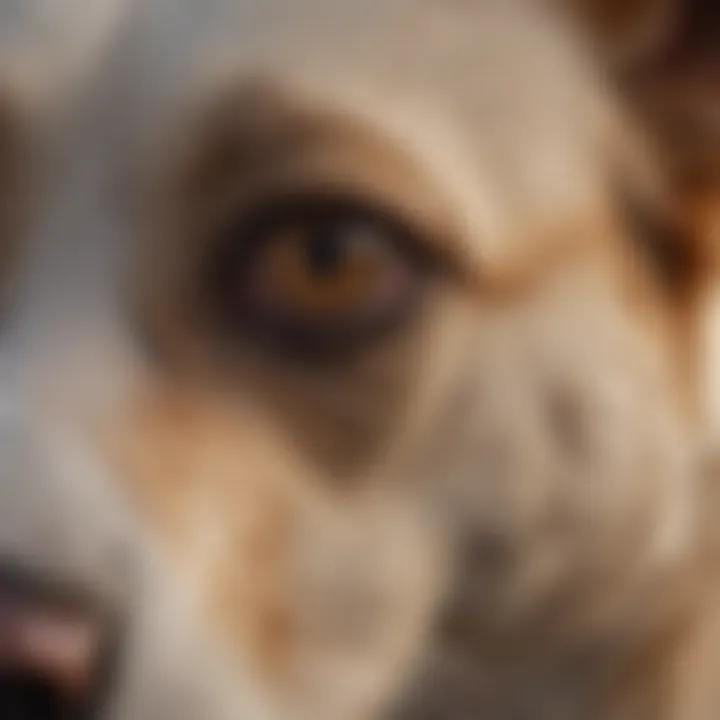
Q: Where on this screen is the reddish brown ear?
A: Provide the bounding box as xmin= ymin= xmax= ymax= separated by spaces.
xmin=563 ymin=0 xmax=680 ymax=66
xmin=564 ymin=0 xmax=720 ymax=189
xmin=624 ymin=0 xmax=720 ymax=191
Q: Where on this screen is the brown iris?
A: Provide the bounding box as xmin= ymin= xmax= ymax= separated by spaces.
xmin=208 ymin=196 xmax=428 ymax=357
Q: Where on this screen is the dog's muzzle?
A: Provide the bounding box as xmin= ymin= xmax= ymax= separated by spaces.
xmin=0 ymin=563 xmax=120 ymax=720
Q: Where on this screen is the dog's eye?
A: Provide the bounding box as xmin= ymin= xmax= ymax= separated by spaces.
xmin=208 ymin=196 xmax=429 ymax=357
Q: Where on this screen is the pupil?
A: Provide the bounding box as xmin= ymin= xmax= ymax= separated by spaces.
xmin=304 ymin=225 xmax=345 ymax=276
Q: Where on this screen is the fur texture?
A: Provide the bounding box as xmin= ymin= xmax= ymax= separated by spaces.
xmin=0 ymin=1 xmax=718 ymax=718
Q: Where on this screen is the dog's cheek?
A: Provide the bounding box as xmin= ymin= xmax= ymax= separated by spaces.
xmin=106 ymin=386 xmax=447 ymax=720
xmin=403 ymin=266 xmax=695 ymax=636
xmin=105 ymin=387 xmax=295 ymax=674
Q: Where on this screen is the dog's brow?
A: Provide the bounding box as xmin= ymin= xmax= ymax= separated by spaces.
xmin=168 ymin=82 xmax=476 ymax=275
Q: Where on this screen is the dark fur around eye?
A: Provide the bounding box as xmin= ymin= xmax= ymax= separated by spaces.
xmin=200 ymin=193 xmax=438 ymax=362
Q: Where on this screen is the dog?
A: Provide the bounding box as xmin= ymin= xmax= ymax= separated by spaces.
xmin=0 ymin=0 xmax=718 ymax=718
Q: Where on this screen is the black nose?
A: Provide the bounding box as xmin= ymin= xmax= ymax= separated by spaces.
xmin=0 ymin=564 xmax=117 ymax=720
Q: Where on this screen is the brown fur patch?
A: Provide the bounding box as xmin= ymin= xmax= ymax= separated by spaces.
xmin=109 ymin=385 xmax=297 ymax=680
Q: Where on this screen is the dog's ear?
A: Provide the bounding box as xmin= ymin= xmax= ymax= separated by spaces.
xmin=565 ymin=0 xmax=720 ymax=188
xmin=572 ymin=0 xmax=720 ymax=438
xmin=562 ymin=0 xmax=680 ymax=66
xmin=566 ymin=0 xmax=720 ymax=284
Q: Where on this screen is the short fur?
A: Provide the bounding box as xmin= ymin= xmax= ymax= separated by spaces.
xmin=0 ymin=1 xmax=718 ymax=718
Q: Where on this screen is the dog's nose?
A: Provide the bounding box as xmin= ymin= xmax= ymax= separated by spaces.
xmin=0 ymin=564 xmax=115 ymax=719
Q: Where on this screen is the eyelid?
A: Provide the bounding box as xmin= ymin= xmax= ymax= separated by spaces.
xmin=226 ymin=191 xmax=436 ymax=259
xmin=169 ymin=91 xmax=471 ymax=277
xmin=206 ymin=186 xmax=459 ymax=293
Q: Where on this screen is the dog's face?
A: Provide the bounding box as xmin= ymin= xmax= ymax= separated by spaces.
xmin=0 ymin=1 xmax=710 ymax=718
